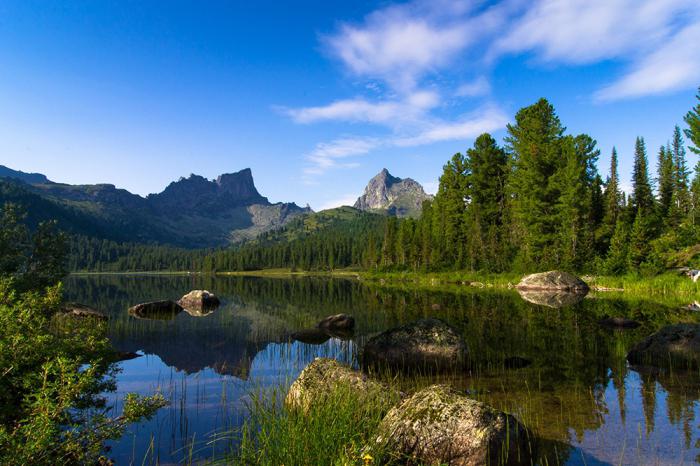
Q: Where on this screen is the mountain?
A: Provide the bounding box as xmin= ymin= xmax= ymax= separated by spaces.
xmin=354 ymin=168 xmax=432 ymax=217
xmin=0 ymin=167 xmax=310 ymax=248
xmin=0 ymin=164 xmax=52 ymax=184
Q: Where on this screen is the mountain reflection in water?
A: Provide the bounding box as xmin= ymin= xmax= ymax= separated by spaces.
xmin=65 ymin=275 xmax=700 ymax=465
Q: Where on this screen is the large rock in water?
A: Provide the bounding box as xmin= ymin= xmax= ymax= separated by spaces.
xmin=376 ymin=385 xmax=534 ymax=466
xmin=285 ymin=358 xmax=390 ymax=413
xmin=517 ymin=289 xmax=586 ymax=308
xmin=178 ymin=290 xmax=220 ymax=313
xmin=128 ymin=300 xmax=183 ymax=320
xmin=516 ymin=271 xmax=589 ymax=292
xmin=362 ymin=318 xmax=468 ymax=372
xmin=627 ymin=324 xmax=700 ymax=369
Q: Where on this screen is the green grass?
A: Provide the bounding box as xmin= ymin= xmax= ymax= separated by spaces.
xmin=222 ymin=381 xmax=400 ymax=466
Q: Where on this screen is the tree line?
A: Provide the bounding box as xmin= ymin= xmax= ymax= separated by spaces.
xmin=66 ymin=91 xmax=700 ymax=275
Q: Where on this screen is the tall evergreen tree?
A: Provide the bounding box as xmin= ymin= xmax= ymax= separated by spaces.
xmin=464 ymin=133 xmax=509 ymax=270
xmin=602 ymin=147 xmax=622 ymax=230
xmin=631 ymin=137 xmax=655 ymax=216
xmin=669 ymin=126 xmax=691 ymax=221
xmin=684 ymin=87 xmax=700 ymax=155
xmin=433 ymin=153 xmax=469 ymax=267
xmin=657 ymin=144 xmax=675 ymax=220
xmin=505 ymin=98 xmax=566 ymax=269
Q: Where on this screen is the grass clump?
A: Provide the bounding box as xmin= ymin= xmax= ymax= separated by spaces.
xmin=228 ymin=380 xmax=400 ymax=466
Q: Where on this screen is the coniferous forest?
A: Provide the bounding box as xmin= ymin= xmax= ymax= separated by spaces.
xmin=69 ymin=92 xmax=700 ymax=276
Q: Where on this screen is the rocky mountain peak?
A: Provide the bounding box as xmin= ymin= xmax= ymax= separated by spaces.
xmin=354 ymin=169 xmax=432 ymax=218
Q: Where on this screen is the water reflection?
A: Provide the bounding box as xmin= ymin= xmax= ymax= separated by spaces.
xmin=65 ymin=275 xmax=700 ymax=465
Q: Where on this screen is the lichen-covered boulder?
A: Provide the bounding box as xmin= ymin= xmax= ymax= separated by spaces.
xmin=57 ymin=303 xmax=107 ymax=321
xmin=517 ymin=289 xmax=586 ymax=308
xmin=317 ymin=313 xmax=355 ymax=332
xmin=627 ymin=324 xmax=700 ymax=369
xmin=285 ymin=358 xmax=390 ymax=413
xmin=516 ymin=271 xmax=589 ymax=292
xmin=361 ymin=318 xmax=468 ymax=372
xmin=178 ymin=290 xmax=220 ymax=312
xmin=128 ymin=300 xmax=183 ymax=320
xmin=376 ymin=385 xmax=534 ymax=466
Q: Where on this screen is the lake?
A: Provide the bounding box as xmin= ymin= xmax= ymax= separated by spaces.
xmin=65 ymin=274 xmax=700 ymax=465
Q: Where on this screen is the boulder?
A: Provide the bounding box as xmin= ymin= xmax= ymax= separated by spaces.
xmin=317 ymin=313 xmax=355 ymax=332
xmin=285 ymin=358 xmax=390 ymax=413
xmin=58 ymin=303 xmax=107 ymax=321
xmin=362 ymin=318 xmax=468 ymax=372
xmin=178 ymin=290 xmax=220 ymax=311
xmin=128 ymin=300 xmax=183 ymax=320
xmin=627 ymin=324 xmax=700 ymax=369
xmin=598 ymin=317 xmax=641 ymax=329
xmin=516 ymin=271 xmax=589 ymax=292
xmin=376 ymin=385 xmax=534 ymax=466
xmin=291 ymin=328 xmax=331 ymax=345
xmin=516 ymin=289 xmax=585 ymax=308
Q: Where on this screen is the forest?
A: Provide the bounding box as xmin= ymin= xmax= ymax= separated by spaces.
xmin=69 ymin=91 xmax=700 ymax=276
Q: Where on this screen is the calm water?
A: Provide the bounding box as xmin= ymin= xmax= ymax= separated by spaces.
xmin=65 ymin=275 xmax=700 ymax=465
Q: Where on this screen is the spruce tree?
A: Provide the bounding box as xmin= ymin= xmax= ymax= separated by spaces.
xmin=604 ymin=218 xmax=630 ymax=275
xmin=631 ymin=137 xmax=655 ymax=215
xmin=505 ymin=98 xmax=566 ymax=269
xmin=670 ymin=126 xmax=691 ymax=219
xmin=602 ymin=148 xmax=621 ymax=230
xmin=684 ymin=87 xmax=700 ymax=155
xmin=657 ymin=144 xmax=675 ymax=220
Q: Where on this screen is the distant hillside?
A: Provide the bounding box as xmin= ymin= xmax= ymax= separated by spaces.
xmin=354 ymin=168 xmax=432 ymax=218
xmin=0 ymin=165 xmax=51 ymax=184
xmin=0 ymin=167 xmax=310 ymax=248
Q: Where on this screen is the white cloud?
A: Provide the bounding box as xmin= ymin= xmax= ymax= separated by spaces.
xmin=304 ymin=137 xmax=379 ymax=176
xmin=595 ymin=21 xmax=700 ymax=101
xmin=324 ymin=2 xmax=474 ymax=92
xmin=394 ymin=106 xmax=509 ymax=147
xmin=455 ymin=77 xmax=491 ymax=98
xmin=286 ymin=90 xmax=440 ymax=125
xmin=494 ymin=0 xmax=700 ymax=100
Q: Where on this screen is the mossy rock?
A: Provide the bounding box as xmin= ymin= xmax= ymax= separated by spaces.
xmin=627 ymin=323 xmax=700 ymax=369
xmin=376 ymin=384 xmax=534 ymax=466
xmin=285 ymin=358 xmax=391 ymax=413
xmin=361 ymin=318 xmax=468 ymax=373
xmin=516 ymin=271 xmax=589 ymax=292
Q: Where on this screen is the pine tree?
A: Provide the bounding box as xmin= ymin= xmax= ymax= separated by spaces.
xmin=505 ymin=98 xmax=566 ymax=269
xmin=628 ymin=210 xmax=653 ymax=271
xmin=604 ymin=218 xmax=630 ymax=274
xmin=631 ymin=137 xmax=655 ymax=216
xmin=464 ymin=133 xmax=509 ymax=270
xmin=657 ymin=144 xmax=675 ymax=221
xmin=602 ymin=148 xmax=622 ymax=231
xmin=434 ymin=153 xmax=469 ymax=267
xmin=684 ymin=87 xmax=700 ymax=155
xmin=669 ymin=126 xmax=691 ymax=221
xmin=691 ymin=162 xmax=700 ymax=226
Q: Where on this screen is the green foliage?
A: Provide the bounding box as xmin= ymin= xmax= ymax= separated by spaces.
xmin=230 ymin=382 xmax=398 ymax=466
xmin=684 ymin=86 xmax=700 ymax=155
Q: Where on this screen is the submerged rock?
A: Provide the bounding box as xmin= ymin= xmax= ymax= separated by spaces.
xmin=362 ymin=318 xmax=468 ymax=372
xmin=178 ymin=290 xmax=220 ymax=312
xmin=58 ymin=303 xmax=108 ymax=321
xmin=291 ymin=328 xmax=331 ymax=345
xmin=516 ymin=271 xmax=589 ymax=292
xmin=627 ymin=324 xmax=700 ymax=369
xmin=128 ymin=300 xmax=183 ymax=320
xmin=285 ymin=358 xmax=390 ymax=413
xmin=317 ymin=313 xmax=355 ymax=332
xmin=598 ymin=316 xmax=641 ymax=329
xmin=517 ymin=289 xmax=585 ymax=308
xmin=376 ymin=384 xmax=534 ymax=466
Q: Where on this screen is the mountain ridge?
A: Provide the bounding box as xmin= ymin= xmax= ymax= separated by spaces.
xmin=354 ymin=168 xmax=432 ymax=217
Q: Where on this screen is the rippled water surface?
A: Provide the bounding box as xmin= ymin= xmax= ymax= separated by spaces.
xmin=65 ymin=274 xmax=700 ymax=465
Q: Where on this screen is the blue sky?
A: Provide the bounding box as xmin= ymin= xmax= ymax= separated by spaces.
xmin=1 ymin=0 xmax=699 ymax=210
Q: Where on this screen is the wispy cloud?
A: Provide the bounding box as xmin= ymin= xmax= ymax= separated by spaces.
xmin=292 ymin=0 xmax=700 ymax=179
